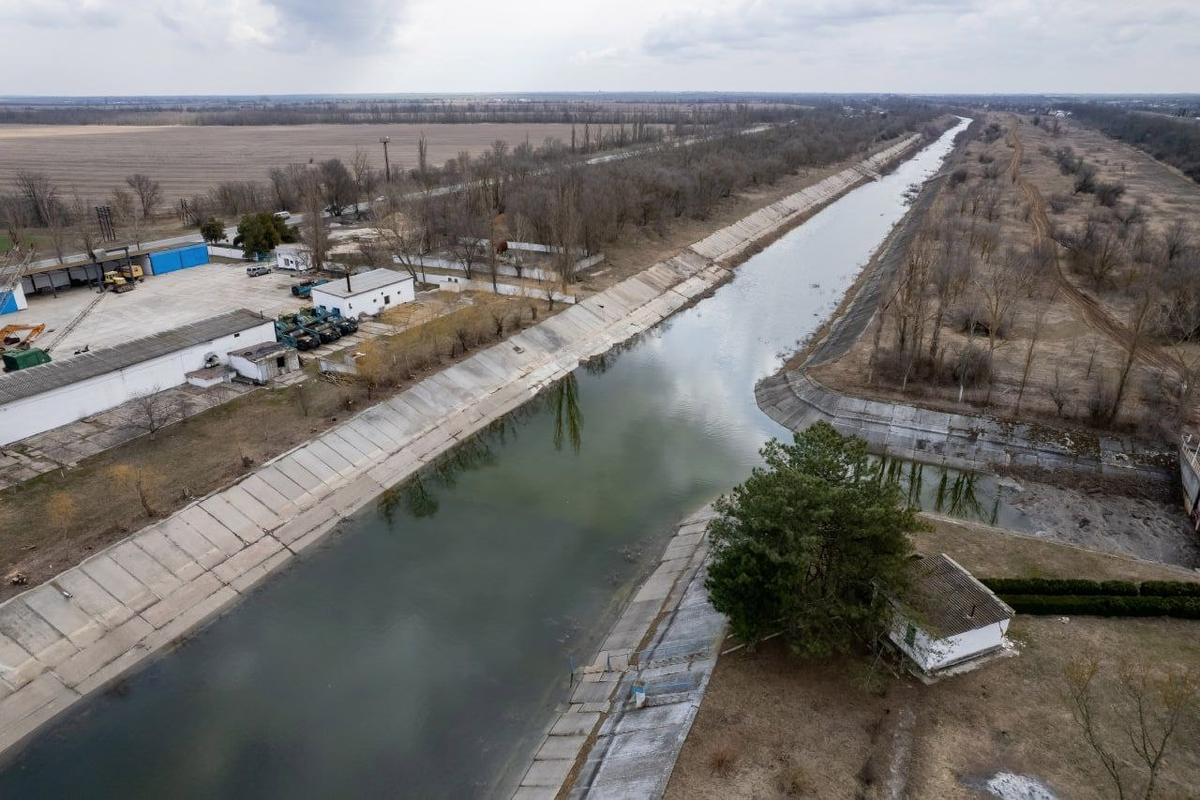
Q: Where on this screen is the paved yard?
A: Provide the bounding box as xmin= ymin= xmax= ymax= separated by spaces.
xmin=8 ymin=263 xmax=316 ymax=358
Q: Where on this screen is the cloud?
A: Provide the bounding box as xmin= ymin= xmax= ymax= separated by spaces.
xmin=263 ymin=0 xmax=410 ymax=50
xmin=0 ymin=0 xmax=122 ymax=28
xmin=641 ymin=0 xmax=982 ymax=56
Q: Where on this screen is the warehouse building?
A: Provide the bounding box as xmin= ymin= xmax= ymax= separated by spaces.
xmin=0 ymin=309 xmax=273 ymax=446
xmin=310 ymin=268 xmax=414 ymax=319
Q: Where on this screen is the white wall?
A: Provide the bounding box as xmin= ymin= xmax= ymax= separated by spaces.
xmin=0 ymin=321 xmax=275 ymax=446
xmin=889 ymin=615 xmax=1009 ymax=672
xmin=311 ymin=279 xmax=414 ymax=319
xmin=422 ymin=273 xmax=577 ymax=304
xmin=208 ymin=245 xmax=250 ymax=261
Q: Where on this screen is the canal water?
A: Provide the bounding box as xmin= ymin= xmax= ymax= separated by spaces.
xmin=0 ymin=119 xmax=981 ymax=798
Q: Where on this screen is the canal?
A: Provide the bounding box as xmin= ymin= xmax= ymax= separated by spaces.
xmin=0 ymin=119 xmax=979 ymax=798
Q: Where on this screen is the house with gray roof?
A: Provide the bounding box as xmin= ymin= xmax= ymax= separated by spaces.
xmin=889 ymin=553 xmax=1014 ymax=674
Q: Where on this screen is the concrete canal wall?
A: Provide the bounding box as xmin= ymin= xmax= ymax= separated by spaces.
xmin=757 ymin=371 xmax=1173 ymax=480
xmin=0 ymin=136 xmax=922 ymax=762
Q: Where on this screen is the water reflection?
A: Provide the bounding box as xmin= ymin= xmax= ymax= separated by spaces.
xmin=549 ymin=374 xmax=584 ymax=453
xmin=874 ymin=454 xmax=1002 ymax=526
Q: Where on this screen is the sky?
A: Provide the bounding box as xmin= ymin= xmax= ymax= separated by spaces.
xmin=1 ymin=0 xmax=1198 ymax=96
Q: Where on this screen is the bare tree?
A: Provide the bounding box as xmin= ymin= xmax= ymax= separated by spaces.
xmin=15 ymin=170 xmax=58 ymax=227
xmin=1064 ymin=650 xmax=1198 ymax=800
xmin=1014 ymin=288 xmax=1056 ymax=414
xmin=122 ymin=387 xmax=187 ymax=439
xmin=1108 ymin=289 xmax=1153 ymax=424
xmin=125 ymin=173 xmax=162 ymax=219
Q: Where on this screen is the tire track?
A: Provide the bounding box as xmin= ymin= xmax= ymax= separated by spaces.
xmin=1007 ymin=119 xmax=1176 ymax=375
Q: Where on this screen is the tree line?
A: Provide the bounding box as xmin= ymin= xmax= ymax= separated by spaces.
xmin=1063 ymin=102 xmax=1200 ymax=183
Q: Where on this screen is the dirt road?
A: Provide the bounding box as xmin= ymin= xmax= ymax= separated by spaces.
xmin=1007 ymin=119 xmax=1177 ymax=375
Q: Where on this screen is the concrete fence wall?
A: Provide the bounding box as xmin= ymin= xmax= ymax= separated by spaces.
xmin=422 ymin=273 xmax=577 ymax=304
xmin=207 ymin=245 xmax=249 ymax=260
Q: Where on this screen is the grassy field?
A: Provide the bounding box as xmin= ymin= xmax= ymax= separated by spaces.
xmin=0 ymin=122 xmax=581 ymax=205
xmin=668 ymin=521 xmax=1200 ymax=799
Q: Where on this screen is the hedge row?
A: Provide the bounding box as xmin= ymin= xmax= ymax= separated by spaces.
xmin=999 ymin=594 xmax=1200 ymax=619
xmin=984 ymin=578 xmax=1200 ymax=598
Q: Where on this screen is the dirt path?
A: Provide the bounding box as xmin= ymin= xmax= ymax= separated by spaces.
xmin=1007 ymin=119 xmax=1177 ymax=375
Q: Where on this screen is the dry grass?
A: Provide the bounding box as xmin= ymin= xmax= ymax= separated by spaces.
xmin=669 ymin=616 xmax=1200 ymax=800
xmin=914 ymin=515 xmax=1200 ymax=584
xmin=0 ymin=122 xmax=581 ymax=205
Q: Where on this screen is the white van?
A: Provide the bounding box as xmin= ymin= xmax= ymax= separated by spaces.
xmin=273 ymin=211 xmax=291 ymax=220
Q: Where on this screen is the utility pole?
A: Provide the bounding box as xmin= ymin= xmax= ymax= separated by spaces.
xmin=379 ymin=136 xmax=392 ymax=183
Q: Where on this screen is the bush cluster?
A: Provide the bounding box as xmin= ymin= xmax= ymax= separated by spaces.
xmin=1000 ymin=594 xmax=1200 ymax=619
xmin=984 ymin=577 xmax=1200 ymax=618
xmin=983 ymin=577 xmax=1200 ymax=597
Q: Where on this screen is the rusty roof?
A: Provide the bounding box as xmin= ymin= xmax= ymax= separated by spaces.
xmin=895 ymin=554 xmax=1013 ymax=638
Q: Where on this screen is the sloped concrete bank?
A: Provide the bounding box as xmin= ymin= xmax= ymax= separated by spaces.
xmin=0 ymin=136 xmax=920 ymax=763
xmin=757 ymin=371 xmax=1172 ymax=480
xmin=512 ymin=506 xmax=726 ymax=800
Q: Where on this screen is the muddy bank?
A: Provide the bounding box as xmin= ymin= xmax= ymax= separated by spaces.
xmin=997 ymin=476 xmax=1200 ymax=568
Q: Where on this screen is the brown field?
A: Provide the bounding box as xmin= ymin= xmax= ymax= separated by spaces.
xmin=668 ymin=523 xmax=1200 ymax=799
xmin=0 ymin=122 xmax=582 ymax=204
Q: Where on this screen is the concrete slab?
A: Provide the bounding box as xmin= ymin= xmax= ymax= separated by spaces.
xmin=288 ymin=447 xmax=343 ymax=486
xmin=175 ymin=507 xmax=245 ymax=556
xmin=51 ymin=569 xmax=134 ymax=631
xmin=109 ymin=540 xmax=183 ymax=598
xmin=199 ymin=495 xmax=262 ymax=543
xmin=237 ymin=473 xmax=296 ymax=517
xmin=141 ymin=572 xmax=224 ymax=630
xmin=521 ymin=758 xmax=575 ymax=788
xmin=22 ymin=586 xmax=105 ymax=648
xmin=536 ymin=734 xmax=588 ymax=761
xmin=134 ymin=529 xmax=204 ymax=582
xmin=273 ymin=455 xmax=330 ymax=495
xmin=0 ymin=632 xmax=40 ymax=690
xmin=254 ymin=466 xmax=311 ymax=505
xmin=53 ymin=615 xmax=153 ymax=689
xmin=550 ymin=711 xmax=601 ymax=737
xmin=79 ymin=554 xmax=157 ymax=612
xmin=223 ymin=484 xmax=283 ymax=530
xmin=306 ymin=438 xmax=356 ymax=477
xmin=0 ymin=602 xmax=77 ymax=668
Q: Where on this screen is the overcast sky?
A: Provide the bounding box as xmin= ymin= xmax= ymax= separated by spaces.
xmin=1 ymin=0 xmax=1197 ymax=96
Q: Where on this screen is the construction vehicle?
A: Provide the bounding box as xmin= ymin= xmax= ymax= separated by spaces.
xmin=2 ymin=348 xmax=51 ymax=372
xmin=292 ymin=310 xmax=341 ymax=344
xmin=103 ymin=270 xmax=136 ymax=293
xmin=291 ymin=278 xmax=330 ymax=298
xmin=273 ymin=319 xmax=319 ymax=351
xmin=0 ymin=323 xmax=46 ymax=354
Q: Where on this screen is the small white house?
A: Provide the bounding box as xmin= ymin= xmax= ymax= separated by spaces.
xmin=228 ymin=342 xmax=300 ymax=384
xmin=889 ymin=554 xmax=1014 ymax=674
xmin=310 ymin=268 xmax=414 ymax=320
xmin=275 ymin=244 xmax=311 ymax=272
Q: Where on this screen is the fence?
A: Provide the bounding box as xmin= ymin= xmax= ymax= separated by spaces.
xmin=421 ymin=273 xmax=576 ymax=304
xmin=208 ymin=245 xmax=250 ymax=260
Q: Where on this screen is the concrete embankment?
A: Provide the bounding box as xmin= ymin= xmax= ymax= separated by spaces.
xmin=0 ymin=135 xmax=921 ymax=762
xmin=757 ymin=371 xmax=1172 ymax=480
xmin=512 ymin=506 xmax=726 ymax=799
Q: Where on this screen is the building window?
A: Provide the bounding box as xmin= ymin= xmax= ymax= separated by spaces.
xmin=276 ymin=356 xmax=286 ymax=369
xmin=383 ymin=294 xmax=390 ymax=304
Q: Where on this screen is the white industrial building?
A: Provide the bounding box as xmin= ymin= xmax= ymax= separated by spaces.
xmin=310 ymin=268 xmax=414 ymax=319
xmin=0 ymin=309 xmax=274 ymax=446
xmin=889 ymin=554 xmax=1013 ymax=674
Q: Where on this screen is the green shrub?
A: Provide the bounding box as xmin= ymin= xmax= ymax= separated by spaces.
xmin=1099 ymin=580 xmax=1139 ymax=597
xmin=1001 ymin=594 xmax=1200 ymax=619
xmin=1139 ymin=581 xmax=1200 ymax=598
xmin=983 ymin=578 xmax=1200 ymax=598
xmin=984 ymin=578 xmax=1112 ymax=596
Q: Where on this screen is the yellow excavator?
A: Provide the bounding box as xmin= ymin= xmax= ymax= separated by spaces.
xmin=0 ymin=323 xmax=45 ymax=353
